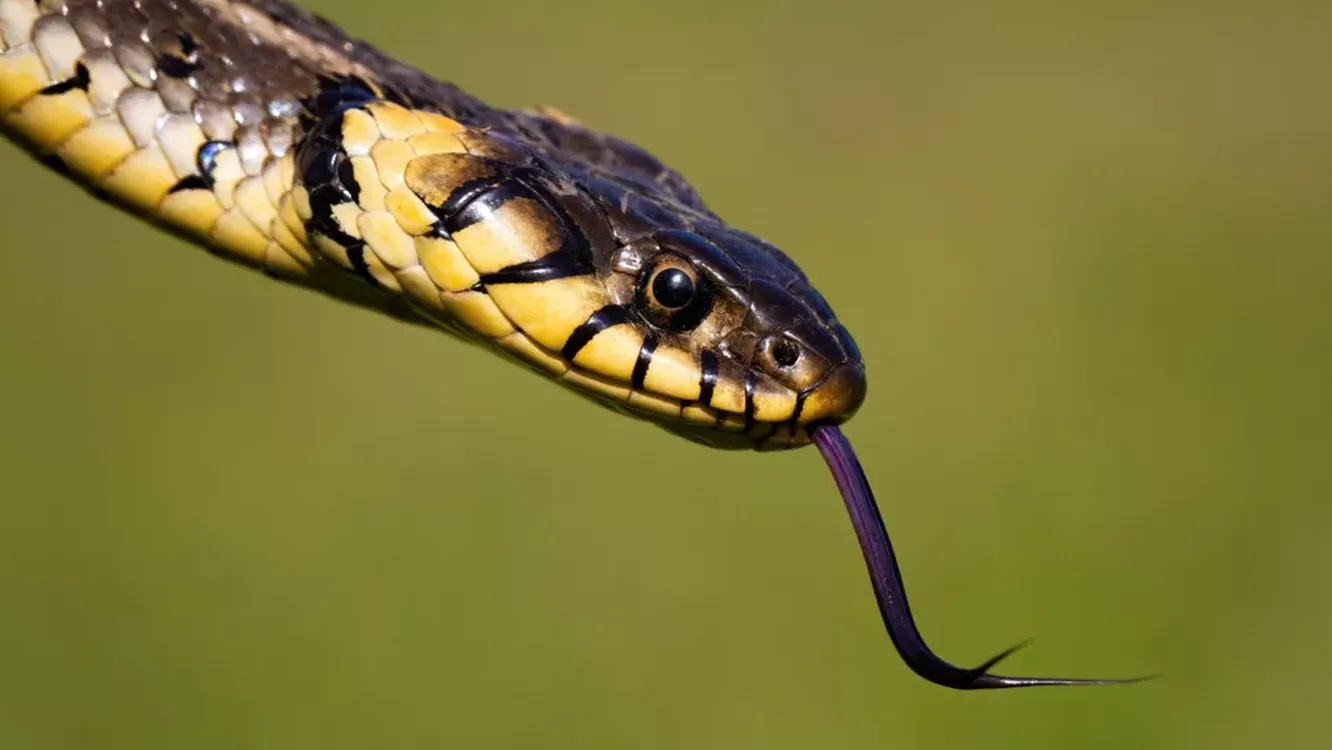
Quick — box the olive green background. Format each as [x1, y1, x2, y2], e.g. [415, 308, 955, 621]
[1, 1, 1329, 748]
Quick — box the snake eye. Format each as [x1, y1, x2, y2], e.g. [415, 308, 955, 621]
[636, 255, 715, 332]
[651, 268, 695, 309]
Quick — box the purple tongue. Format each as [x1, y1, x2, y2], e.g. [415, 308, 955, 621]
[811, 424, 1147, 690]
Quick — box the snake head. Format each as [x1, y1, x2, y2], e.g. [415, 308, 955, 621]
[598, 227, 867, 449]
[301, 100, 865, 449]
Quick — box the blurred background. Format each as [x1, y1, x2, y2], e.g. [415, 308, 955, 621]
[2, 0, 1329, 747]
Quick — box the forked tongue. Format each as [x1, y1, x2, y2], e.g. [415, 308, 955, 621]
[810, 424, 1151, 690]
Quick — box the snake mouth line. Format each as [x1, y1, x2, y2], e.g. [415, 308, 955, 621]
[812, 424, 1152, 690]
[433, 315, 860, 449]
[599, 361, 866, 450]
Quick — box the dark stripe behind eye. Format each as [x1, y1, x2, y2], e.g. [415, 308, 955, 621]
[562, 305, 632, 360]
[699, 349, 719, 406]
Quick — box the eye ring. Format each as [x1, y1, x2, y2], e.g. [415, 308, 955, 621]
[634, 254, 715, 332]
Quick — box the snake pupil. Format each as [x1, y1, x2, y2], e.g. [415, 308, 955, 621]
[652, 268, 695, 309]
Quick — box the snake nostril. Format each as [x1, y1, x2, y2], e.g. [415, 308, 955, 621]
[758, 334, 801, 373]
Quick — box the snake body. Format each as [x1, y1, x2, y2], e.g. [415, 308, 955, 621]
[0, 0, 866, 449]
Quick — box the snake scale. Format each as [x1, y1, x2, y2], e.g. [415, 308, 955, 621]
[0, 0, 1143, 690]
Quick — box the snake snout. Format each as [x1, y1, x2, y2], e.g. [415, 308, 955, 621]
[799, 361, 867, 426]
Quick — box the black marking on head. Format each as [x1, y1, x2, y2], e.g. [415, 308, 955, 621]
[336, 157, 360, 206]
[297, 109, 366, 259]
[301, 146, 341, 193]
[307, 185, 356, 243]
[443, 180, 529, 235]
[167, 174, 212, 194]
[156, 53, 200, 79]
[790, 391, 808, 426]
[699, 349, 719, 406]
[562, 305, 632, 361]
[632, 334, 660, 391]
[39, 62, 90, 96]
[433, 168, 595, 284]
[292, 84, 374, 283]
[743, 371, 757, 427]
[479, 250, 593, 285]
[305, 180, 366, 284]
[432, 174, 507, 230]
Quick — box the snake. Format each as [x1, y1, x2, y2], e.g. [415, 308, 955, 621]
[0, 0, 1144, 690]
